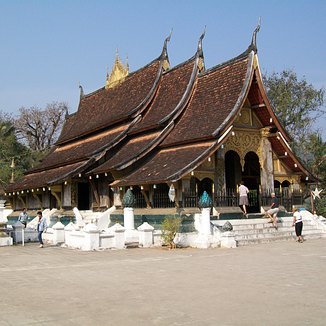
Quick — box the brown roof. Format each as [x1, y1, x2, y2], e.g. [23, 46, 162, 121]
[112, 141, 217, 186]
[130, 58, 196, 134]
[90, 131, 161, 173]
[162, 53, 252, 147]
[31, 124, 130, 171]
[5, 161, 87, 192]
[57, 59, 162, 144]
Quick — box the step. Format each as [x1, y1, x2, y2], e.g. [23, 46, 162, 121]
[234, 228, 323, 241]
[231, 224, 319, 235]
[237, 232, 325, 246]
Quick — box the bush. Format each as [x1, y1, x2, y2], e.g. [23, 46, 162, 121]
[161, 215, 182, 249]
[315, 196, 326, 217]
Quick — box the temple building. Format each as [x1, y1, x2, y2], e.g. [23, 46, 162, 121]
[5, 26, 314, 214]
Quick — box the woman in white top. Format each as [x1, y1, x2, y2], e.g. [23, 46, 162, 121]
[238, 181, 249, 217]
[292, 208, 303, 243]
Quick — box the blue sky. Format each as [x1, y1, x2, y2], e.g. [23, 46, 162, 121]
[0, 0, 325, 138]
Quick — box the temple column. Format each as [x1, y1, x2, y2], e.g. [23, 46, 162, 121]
[214, 148, 226, 200]
[259, 128, 274, 192]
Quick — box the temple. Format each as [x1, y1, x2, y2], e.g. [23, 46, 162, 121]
[5, 26, 314, 215]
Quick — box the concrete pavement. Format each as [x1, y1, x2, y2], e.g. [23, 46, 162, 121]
[1, 239, 326, 325]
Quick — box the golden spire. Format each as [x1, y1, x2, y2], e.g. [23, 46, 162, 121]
[106, 49, 129, 89]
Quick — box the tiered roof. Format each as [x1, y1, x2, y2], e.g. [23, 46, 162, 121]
[6, 27, 313, 193]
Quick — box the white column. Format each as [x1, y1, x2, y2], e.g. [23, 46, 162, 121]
[194, 208, 212, 249]
[199, 207, 211, 235]
[124, 207, 135, 230]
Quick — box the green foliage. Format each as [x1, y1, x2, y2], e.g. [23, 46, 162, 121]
[302, 134, 326, 185]
[161, 215, 182, 249]
[263, 69, 325, 144]
[315, 196, 326, 217]
[263, 70, 326, 186]
[0, 113, 33, 193]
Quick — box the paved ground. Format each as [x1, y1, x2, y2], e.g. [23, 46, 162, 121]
[1, 239, 326, 326]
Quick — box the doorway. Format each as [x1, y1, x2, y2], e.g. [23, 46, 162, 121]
[77, 183, 90, 210]
[242, 151, 261, 212]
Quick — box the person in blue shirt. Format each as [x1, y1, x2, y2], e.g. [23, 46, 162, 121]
[18, 208, 28, 228]
[36, 211, 47, 248]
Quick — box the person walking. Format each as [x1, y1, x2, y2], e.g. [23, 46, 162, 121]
[36, 211, 47, 248]
[292, 208, 303, 243]
[266, 192, 279, 230]
[18, 208, 28, 228]
[238, 181, 249, 217]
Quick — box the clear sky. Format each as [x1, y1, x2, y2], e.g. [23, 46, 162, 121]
[0, 0, 325, 138]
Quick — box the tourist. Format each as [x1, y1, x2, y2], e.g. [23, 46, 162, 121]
[18, 208, 28, 228]
[292, 208, 303, 243]
[266, 192, 279, 230]
[238, 181, 249, 217]
[36, 211, 47, 248]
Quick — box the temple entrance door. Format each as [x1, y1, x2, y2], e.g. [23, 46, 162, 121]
[198, 178, 213, 198]
[77, 182, 90, 210]
[225, 150, 242, 190]
[243, 152, 261, 213]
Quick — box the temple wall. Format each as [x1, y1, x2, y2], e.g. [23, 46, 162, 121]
[42, 192, 50, 208]
[98, 180, 110, 208]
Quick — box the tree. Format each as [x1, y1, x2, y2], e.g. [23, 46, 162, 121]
[263, 70, 325, 145]
[0, 112, 31, 194]
[14, 101, 68, 152]
[263, 70, 326, 182]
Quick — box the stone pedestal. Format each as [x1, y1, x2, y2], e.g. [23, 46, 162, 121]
[112, 223, 125, 249]
[82, 223, 100, 251]
[0, 199, 8, 223]
[138, 222, 154, 248]
[64, 222, 75, 247]
[52, 221, 65, 245]
[12, 221, 24, 243]
[0, 200, 11, 245]
[220, 231, 237, 248]
[0, 236, 13, 246]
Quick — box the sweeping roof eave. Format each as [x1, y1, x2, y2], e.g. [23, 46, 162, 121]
[110, 139, 224, 187]
[89, 123, 174, 175]
[250, 63, 292, 143]
[269, 134, 317, 181]
[4, 161, 89, 193]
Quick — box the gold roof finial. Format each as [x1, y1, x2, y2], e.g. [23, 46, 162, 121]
[106, 49, 129, 89]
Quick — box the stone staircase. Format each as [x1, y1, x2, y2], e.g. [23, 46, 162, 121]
[212, 216, 326, 246]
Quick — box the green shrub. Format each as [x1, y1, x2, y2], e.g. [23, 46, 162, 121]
[315, 196, 326, 216]
[161, 215, 182, 249]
